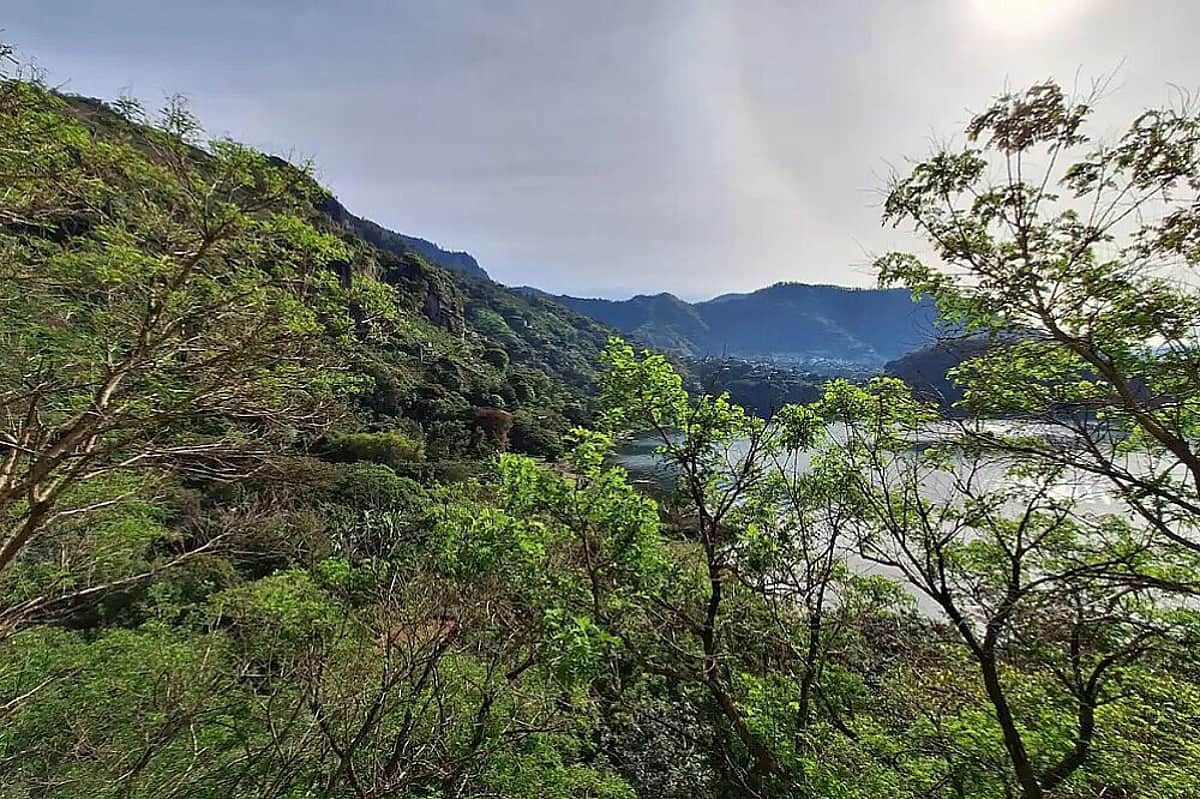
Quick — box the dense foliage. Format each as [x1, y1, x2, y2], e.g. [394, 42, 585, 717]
[2, 45, 1199, 799]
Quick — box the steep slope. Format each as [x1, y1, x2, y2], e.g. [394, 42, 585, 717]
[314, 198, 614, 398]
[318, 195, 490, 279]
[58, 93, 613, 459]
[540, 282, 938, 367]
[311, 202, 615, 456]
[536, 292, 711, 356]
[455, 275, 616, 394]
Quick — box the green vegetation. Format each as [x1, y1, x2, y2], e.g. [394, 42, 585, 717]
[319, 430, 427, 469]
[1, 43, 1199, 799]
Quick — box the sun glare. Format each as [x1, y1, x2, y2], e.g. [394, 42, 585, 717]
[966, 0, 1092, 37]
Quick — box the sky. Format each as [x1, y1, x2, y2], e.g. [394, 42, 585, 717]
[5, 1, 1198, 299]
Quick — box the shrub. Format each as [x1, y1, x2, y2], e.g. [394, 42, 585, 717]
[320, 430, 426, 469]
[510, 411, 564, 459]
[330, 462, 426, 511]
[363, 364, 412, 417]
[482, 346, 510, 371]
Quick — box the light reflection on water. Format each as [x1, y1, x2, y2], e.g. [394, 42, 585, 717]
[608, 426, 1128, 509]
[607, 426, 1142, 617]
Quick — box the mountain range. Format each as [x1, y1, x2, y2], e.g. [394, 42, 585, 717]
[314, 199, 961, 407]
[522, 284, 938, 367]
[313, 201, 940, 371]
[311, 168, 942, 376]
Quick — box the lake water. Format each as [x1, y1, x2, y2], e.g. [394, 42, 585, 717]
[609, 426, 1134, 616]
[610, 424, 1123, 507]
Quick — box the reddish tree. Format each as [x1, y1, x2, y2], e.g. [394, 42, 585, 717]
[469, 407, 514, 451]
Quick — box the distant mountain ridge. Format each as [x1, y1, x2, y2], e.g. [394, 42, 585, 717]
[318, 195, 490, 279]
[525, 283, 938, 367]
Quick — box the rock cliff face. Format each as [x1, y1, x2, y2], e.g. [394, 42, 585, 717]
[422, 282, 459, 332]
[317, 196, 467, 335]
[388, 250, 466, 335]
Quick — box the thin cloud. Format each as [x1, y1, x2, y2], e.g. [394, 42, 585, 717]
[6, 0, 1196, 297]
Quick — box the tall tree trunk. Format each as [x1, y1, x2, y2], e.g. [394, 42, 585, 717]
[979, 654, 1043, 799]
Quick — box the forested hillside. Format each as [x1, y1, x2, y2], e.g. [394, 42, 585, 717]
[3, 46, 1200, 799]
[36, 89, 615, 466]
[884, 335, 993, 408]
[311, 185, 617, 441]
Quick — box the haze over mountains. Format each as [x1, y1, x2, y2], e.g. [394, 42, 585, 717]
[528, 285, 938, 367]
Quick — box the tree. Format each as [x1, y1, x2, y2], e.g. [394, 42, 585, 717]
[593, 339, 897, 794]
[0, 69, 395, 620]
[816, 376, 1185, 799]
[876, 81, 1200, 578]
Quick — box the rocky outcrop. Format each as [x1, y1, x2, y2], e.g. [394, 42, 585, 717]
[316, 196, 467, 335]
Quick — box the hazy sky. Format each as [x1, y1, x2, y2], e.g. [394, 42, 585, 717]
[6, 1, 1198, 298]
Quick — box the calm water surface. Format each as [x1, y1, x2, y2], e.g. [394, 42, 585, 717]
[609, 425, 1133, 616]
